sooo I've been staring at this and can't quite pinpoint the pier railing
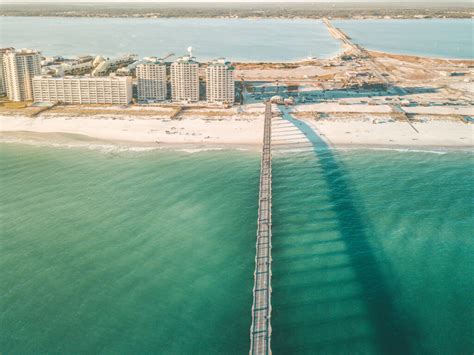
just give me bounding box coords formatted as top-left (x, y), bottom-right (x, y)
top-left (250, 102), bottom-right (273, 355)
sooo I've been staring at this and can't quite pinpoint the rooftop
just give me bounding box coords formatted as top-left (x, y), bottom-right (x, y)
top-left (174, 55), bottom-right (198, 64)
top-left (33, 74), bottom-right (131, 81)
top-left (138, 58), bottom-right (166, 66)
top-left (6, 48), bottom-right (41, 56)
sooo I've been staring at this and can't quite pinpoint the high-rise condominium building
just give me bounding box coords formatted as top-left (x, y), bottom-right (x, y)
top-left (170, 55), bottom-right (199, 102)
top-left (206, 58), bottom-right (235, 104)
top-left (3, 49), bottom-right (41, 101)
top-left (136, 60), bottom-right (167, 101)
top-left (32, 75), bottom-right (132, 105)
top-left (0, 48), bottom-right (15, 96)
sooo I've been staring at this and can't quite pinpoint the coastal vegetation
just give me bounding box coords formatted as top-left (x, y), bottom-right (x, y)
top-left (0, 2), bottom-right (472, 19)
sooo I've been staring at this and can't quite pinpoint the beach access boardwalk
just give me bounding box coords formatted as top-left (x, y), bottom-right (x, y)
top-left (249, 102), bottom-right (273, 355)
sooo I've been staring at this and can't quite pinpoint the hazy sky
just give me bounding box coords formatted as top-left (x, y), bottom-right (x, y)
top-left (3, 0), bottom-right (468, 2)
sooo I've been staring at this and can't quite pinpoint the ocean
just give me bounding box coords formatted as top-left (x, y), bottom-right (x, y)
top-left (333, 19), bottom-right (473, 60)
top-left (1, 142), bottom-right (473, 354)
top-left (0, 17), bottom-right (472, 60)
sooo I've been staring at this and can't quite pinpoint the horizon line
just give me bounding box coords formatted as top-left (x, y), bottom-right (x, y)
top-left (2, 0), bottom-right (472, 3)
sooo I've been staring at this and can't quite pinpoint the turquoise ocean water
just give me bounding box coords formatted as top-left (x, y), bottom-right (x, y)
top-left (334, 19), bottom-right (473, 59)
top-left (1, 142), bottom-right (473, 353)
top-left (0, 144), bottom-right (259, 353)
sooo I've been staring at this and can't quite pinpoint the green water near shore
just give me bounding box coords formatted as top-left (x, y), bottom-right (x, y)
top-left (1, 143), bottom-right (473, 353)
top-left (0, 144), bottom-right (259, 353)
top-left (271, 148), bottom-right (474, 354)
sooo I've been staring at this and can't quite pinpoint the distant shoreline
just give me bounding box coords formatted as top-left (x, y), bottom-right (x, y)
top-left (1, 15), bottom-right (472, 20)
top-left (1, 2), bottom-right (472, 20)
top-left (365, 50), bottom-right (474, 64)
top-left (1, 17), bottom-right (472, 62)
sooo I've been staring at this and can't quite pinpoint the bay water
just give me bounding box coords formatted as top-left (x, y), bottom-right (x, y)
top-left (0, 17), bottom-right (341, 61)
top-left (1, 142), bottom-right (473, 353)
top-left (334, 19), bottom-right (473, 60)
top-left (1, 17), bottom-right (472, 60)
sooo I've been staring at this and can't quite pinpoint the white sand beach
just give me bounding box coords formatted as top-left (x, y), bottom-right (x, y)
top-left (0, 114), bottom-right (263, 147)
top-left (1, 111), bottom-right (472, 150)
top-left (305, 119), bottom-right (473, 148)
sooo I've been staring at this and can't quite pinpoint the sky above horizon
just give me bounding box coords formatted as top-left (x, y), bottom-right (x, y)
top-left (3, 0), bottom-right (468, 3)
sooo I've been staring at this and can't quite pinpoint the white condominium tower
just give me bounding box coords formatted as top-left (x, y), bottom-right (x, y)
top-left (206, 58), bottom-right (235, 104)
top-left (0, 48), bottom-right (15, 96)
top-left (136, 59), bottom-right (167, 101)
top-left (3, 49), bottom-right (41, 101)
top-left (170, 53), bottom-right (199, 102)
top-left (32, 75), bottom-right (132, 105)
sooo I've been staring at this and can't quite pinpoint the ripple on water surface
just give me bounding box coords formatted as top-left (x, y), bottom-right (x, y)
top-left (0, 17), bottom-right (342, 60)
top-left (1, 143), bottom-right (473, 353)
top-left (271, 147), bottom-right (474, 354)
top-left (0, 144), bottom-right (259, 353)
top-left (333, 19), bottom-right (474, 59)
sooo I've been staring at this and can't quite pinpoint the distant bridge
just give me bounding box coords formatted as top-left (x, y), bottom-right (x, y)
top-left (249, 102), bottom-right (273, 355)
top-left (323, 17), bottom-right (406, 95)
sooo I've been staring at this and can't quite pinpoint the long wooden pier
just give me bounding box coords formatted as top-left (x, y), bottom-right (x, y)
top-left (250, 102), bottom-right (273, 355)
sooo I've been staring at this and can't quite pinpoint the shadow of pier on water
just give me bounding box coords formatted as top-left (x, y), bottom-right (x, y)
top-left (270, 106), bottom-right (416, 354)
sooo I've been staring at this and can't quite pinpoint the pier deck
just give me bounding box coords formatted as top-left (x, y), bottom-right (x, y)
top-left (250, 102), bottom-right (273, 355)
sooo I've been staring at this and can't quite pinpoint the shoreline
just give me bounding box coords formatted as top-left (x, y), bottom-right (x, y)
top-left (1, 15), bottom-right (472, 20)
top-left (362, 49), bottom-right (474, 63)
top-left (1, 130), bottom-right (472, 156)
top-left (1, 115), bottom-right (472, 153)
top-left (0, 131), bottom-right (262, 153)
top-left (1, 18), bottom-right (473, 62)
top-left (367, 50), bottom-right (474, 62)
top-left (0, 48), bottom-right (468, 65)
top-left (0, 114), bottom-right (265, 146)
